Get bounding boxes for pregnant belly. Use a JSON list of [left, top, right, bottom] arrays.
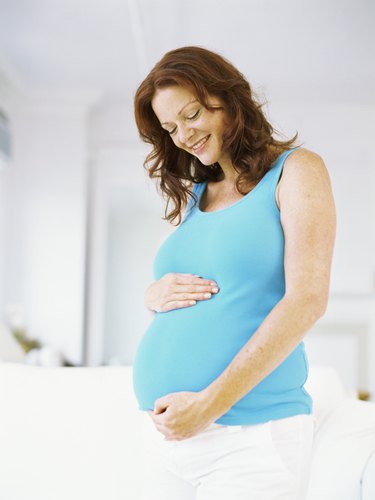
[[132, 304, 256, 411]]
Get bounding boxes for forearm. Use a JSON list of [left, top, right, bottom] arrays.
[[202, 294, 326, 417]]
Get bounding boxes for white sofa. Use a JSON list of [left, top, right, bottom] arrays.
[[0, 363, 374, 500]]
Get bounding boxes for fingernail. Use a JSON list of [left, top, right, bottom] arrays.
[[212, 287, 219, 293]]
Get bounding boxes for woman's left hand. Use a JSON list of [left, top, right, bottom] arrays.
[[148, 391, 217, 441]]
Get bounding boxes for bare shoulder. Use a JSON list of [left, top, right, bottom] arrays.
[[282, 147, 330, 182], [276, 148, 333, 209]]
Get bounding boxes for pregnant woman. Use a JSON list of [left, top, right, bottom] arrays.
[[132, 46, 336, 500]]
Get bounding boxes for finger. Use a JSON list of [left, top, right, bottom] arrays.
[[174, 291, 213, 301], [177, 284, 220, 294], [154, 397, 170, 414], [161, 300, 197, 312], [170, 289, 219, 302], [154, 406, 168, 415], [154, 422, 168, 436], [185, 286, 220, 300], [160, 290, 220, 311], [175, 274, 218, 287]]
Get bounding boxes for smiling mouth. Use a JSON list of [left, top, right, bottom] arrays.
[[191, 135, 210, 152]]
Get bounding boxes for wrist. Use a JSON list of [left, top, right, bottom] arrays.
[[199, 384, 233, 420]]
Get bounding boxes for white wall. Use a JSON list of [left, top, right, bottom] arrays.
[[269, 103, 375, 295], [88, 98, 375, 398], [0, 72, 17, 332], [272, 102, 375, 396], [0, 83, 94, 365], [0, 173, 4, 312], [1, 69, 374, 395], [0, 168, 6, 318]]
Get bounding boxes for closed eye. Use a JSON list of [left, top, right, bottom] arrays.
[[167, 126, 177, 136], [165, 109, 200, 136], [187, 110, 200, 120]]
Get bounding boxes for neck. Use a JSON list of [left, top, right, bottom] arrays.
[[217, 157, 239, 185]]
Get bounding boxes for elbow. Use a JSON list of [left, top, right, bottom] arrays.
[[303, 296, 327, 327], [284, 290, 328, 325], [313, 296, 328, 319], [307, 293, 328, 323], [311, 287, 330, 318]]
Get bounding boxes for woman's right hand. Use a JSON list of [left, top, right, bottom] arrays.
[[144, 273, 220, 313]]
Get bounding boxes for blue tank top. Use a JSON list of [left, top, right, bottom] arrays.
[[132, 149, 312, 425]]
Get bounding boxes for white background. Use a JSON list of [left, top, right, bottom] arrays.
[[0, 0, 374, 396]]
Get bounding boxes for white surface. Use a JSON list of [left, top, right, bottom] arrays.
[[362, 451, 375, 499], [1, 1, 375, 371], [0, 364, 143, 500], [0, 363, 374, 500], [0, 97, 92, 366], [0, 0, 373, 106], [305, 331, 359, 394]]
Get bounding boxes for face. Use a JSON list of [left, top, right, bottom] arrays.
[[151, 85, 230, 167]]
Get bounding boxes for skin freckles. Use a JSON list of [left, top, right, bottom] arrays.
[[151, 86, 234, 177], [148, 85, 337, 441]]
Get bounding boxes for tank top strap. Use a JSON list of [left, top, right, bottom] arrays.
[[267, 147, 300, 192], [182, 182, 203, 222], [182, 148, 300, 222]]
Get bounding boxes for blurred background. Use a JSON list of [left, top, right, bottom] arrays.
[[0, 0, 374, 398]]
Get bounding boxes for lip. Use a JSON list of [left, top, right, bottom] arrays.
[[190, 135, 210, 153]]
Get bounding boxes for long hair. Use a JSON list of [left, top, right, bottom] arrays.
[[134, 46, 298, 225]]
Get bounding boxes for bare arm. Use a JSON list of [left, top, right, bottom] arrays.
[[202, 148, 336, 415], [150, 149, 336, 440]]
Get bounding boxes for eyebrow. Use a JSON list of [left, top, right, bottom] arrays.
[[161, 99, 198, 125]]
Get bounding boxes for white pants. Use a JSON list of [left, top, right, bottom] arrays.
[[140, 413, 314, 500]]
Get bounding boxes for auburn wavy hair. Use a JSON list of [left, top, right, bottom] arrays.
[[134, 46, 298, 225]]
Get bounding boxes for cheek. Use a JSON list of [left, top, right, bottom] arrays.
[[214, 110, 228, 134], [170, 135, 185, 150]]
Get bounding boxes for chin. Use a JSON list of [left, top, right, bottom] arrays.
[[198, 158, 214, 166], [195, 154, 219, 166]]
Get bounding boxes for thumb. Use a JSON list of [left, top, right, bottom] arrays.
[[154, 396, 170, 414]]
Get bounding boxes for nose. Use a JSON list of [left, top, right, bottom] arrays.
[[177, 123, 194, 146]]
